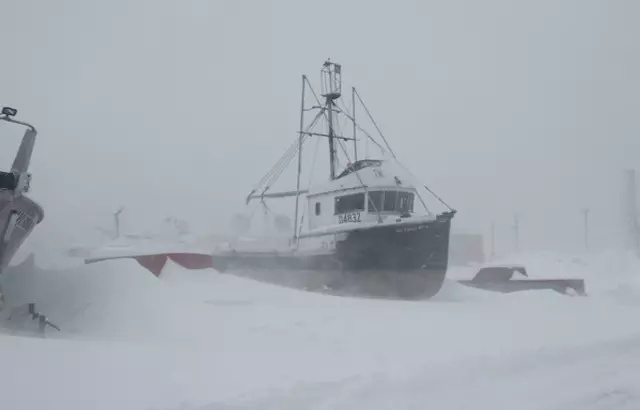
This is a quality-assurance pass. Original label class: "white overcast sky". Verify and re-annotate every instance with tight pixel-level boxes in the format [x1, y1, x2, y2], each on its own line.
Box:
[1, 0, 638, 255]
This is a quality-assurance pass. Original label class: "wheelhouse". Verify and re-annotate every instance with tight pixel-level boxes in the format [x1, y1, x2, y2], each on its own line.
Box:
[333, 189, 415, 215]
[365, 189, 415, 214]
[307, 187, 418, 230]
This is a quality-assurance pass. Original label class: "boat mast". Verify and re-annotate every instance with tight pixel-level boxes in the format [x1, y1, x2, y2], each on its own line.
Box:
[321, 60, 342, 180]
[352, 86, 358, 162]
[293, 75, 306, 241]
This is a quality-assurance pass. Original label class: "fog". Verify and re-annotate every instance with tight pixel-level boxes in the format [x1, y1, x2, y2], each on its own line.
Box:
[1, 0, 639, 257]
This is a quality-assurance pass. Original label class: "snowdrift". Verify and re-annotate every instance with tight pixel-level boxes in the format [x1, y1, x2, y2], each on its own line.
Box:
[0, 250, 639, 409]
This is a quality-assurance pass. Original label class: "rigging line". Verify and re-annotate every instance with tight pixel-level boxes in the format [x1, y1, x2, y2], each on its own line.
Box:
[393, 159, 454, 213]
[337, 98, 358, 152]
[337, 109, 389, 157]
[246, 200, 259, 223]
[333, 111, 358, 168]
[253, 136, 302, 190]
[297, 136, 322, 234]
[339, 107, 353, 154]
[354, 88, 396, 159]
[334, 92, 374, 160]
[337, 116, 351, 164]
[300, 76, 381, 220]
[294, 113, 320, 235]
[302, 77, 344, 150]
[304, 76, 323, 106]
[303, 76, 344, 146]
[381, 155, 431, 214]
[302, 76, 381, 220]
[340, 91, 440, 214]
[258, 109, 324, 194]
[333, 114, 346, 169]
[259, 141, 303, 195]
[253, 107, 325, 192]
[266, 128, 314, 183]
[307, 131, 322, 188]
[336, 98, 353, 136]
[260, 199, 272, 215]
[337, 109, 431, 215]
[422, 184, 455, 212]
[266, 133, 308, 183]
[271, 109, 325, 182]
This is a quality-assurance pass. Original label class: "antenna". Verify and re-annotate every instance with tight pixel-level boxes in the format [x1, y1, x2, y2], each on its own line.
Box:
[320, 60, 342, 180]
[320, 59, 342, 100]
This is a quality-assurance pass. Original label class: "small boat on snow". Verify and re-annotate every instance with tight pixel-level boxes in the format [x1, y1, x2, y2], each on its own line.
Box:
[211, 61, 457, 299]
[85, 235, 214, 277]
[83, 213, 215, 276]
[458, 265, 587, 296]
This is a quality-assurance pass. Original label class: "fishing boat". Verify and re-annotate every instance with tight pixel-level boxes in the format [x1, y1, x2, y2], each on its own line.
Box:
[0, 107, 45, 308]
[216, 61, 457, 299]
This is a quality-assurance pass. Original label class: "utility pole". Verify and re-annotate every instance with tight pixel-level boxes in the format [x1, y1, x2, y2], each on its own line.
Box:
[490, 221, 496, 261]
[513, 215, 520, 253]
[582, 208, 590, 253]
[623, 169, 639, 255]
[113, 207, 124, 240]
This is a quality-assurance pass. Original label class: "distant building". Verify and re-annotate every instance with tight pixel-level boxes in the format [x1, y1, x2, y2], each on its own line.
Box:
[449, 233, 485, 266]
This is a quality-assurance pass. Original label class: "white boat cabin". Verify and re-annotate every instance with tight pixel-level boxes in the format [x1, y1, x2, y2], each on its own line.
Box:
[305, 159, 421, 232]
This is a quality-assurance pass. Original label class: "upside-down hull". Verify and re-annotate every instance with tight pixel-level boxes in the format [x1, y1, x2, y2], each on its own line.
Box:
[0, 192, 44, 273]
[213, 213, 454, 299]
[457, 266, 587, 296]
[86, 251, 215, 277]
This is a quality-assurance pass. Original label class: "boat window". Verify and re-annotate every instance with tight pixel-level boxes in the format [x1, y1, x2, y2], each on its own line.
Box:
[383, 191, 397, 211]
[315, 202, 321, 215]
[0, 171, 17, 191]
[334, 193, 365, 214]
[370, 190, 415, 213]
[367, 191, 383, 213]
[397, 191, 415, 213]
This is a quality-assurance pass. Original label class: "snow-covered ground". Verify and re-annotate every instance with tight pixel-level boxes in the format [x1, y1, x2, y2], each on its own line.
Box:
[1, 250, 640, 409]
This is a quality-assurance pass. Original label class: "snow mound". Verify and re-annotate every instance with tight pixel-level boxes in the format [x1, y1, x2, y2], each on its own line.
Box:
[0, 259, 215, 342]
[1, 250, 640, 409]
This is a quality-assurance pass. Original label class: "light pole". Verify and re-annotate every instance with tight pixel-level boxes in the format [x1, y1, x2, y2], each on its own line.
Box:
[513, 215, 520, 253]
[113, 207, 124, 240]
[582, 208, 589, 252]
[490, 221, 496, 261]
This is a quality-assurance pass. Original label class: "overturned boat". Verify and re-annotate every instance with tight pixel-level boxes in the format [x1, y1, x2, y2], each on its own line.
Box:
[83, 211, 215, 277]
[0, 107, 45, 309]
[211, 61, 457, 299]
[85, 236, 215, 277]
[458, 265, 587, 296]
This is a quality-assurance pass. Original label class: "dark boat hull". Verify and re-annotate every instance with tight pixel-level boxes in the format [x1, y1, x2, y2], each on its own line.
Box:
[0, 192, 44, 273]
[212, 212, 454, 299]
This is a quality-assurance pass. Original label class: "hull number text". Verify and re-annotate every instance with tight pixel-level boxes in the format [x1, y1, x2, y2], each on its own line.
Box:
[338, 212, 361, 224]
